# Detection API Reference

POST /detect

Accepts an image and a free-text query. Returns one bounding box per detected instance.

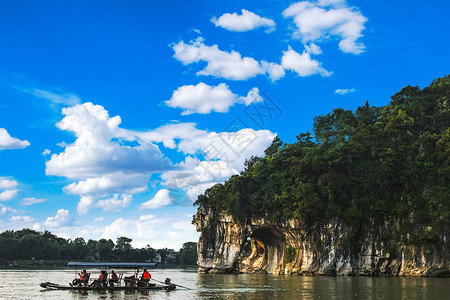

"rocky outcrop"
[194,205,450,277]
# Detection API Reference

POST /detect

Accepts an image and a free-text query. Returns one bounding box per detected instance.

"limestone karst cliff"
[194,205,449,276]
[193,77,450,277]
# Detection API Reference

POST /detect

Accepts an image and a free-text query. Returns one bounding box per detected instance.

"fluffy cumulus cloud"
[46,101,276,214]
[96,194,132,212]
[172,37,284,81]
[165,83,262,115]
[281,46,332,77]
[212,9,276,33]
[137,120,275,201]
[0,128,30,150]
[46,102,172,214]
[140,189,174,210]
[63,172,150,197]
[46,102,170,179]
[41,209,71,228]
[335,88,356,95]
[283,0,368,54]
[0,178,19,202]
[152,126,276,200]
[304,43,323,55]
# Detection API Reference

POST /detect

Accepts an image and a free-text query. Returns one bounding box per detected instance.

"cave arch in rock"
[241,227,283,273]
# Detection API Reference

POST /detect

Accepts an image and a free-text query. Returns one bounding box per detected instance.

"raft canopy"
[67,262,157,268]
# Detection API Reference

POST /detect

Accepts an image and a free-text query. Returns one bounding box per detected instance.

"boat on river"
[40,262,177,291]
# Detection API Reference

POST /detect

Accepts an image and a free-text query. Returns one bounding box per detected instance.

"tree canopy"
[0,229,197,266]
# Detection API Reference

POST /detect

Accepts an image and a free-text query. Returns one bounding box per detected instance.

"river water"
[0,269,448,299]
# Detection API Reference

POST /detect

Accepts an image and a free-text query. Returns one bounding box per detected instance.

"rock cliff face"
[194,205,450,277]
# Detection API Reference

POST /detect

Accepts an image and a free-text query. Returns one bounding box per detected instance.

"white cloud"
[63,172,149,197]
[45,102,172,215]
[172,38,332,81]
[77,196,95,215]
[140,189,174,210]
[22,88,81,106]
[165,83,262,115]
[261,61,286,81]
[172,37,282,81]
[21,197,46,206]
[304,43,323,55]
[10,215,35,223]
[0,189,18,201]
[94,217,104,222]
[156,127,276,199]
[335,88,356,95]
[281,46,332,77]
[46,101,276,214]
[137,122,203,150]
[46,102,170,179]
[0,178,19,202]
[0,128,30,150]
[212,9,276,33]
[101,213,198,250]
[239,87,263,106]
[42,149,51,156]
[0,204,18,216]
[138,121,275,201]
[96,194,132,212]
[283,1,368,54]
[0,178,18,189]
[42,209,71,228]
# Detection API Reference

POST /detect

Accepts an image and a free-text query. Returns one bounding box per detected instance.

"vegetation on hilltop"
[195,76,450,249]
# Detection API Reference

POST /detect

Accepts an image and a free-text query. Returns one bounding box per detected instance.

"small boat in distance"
[40,262,176,291]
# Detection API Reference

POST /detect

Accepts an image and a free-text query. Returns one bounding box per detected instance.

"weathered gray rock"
[194,205,450,277]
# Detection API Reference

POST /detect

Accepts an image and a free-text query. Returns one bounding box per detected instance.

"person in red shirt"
[140,269,151,286]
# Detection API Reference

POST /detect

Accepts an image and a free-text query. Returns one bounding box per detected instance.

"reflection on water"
[0,269,448,299]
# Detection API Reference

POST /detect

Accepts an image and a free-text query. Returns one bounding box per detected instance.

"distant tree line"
[195,76,450,252]
[0,228,197,266]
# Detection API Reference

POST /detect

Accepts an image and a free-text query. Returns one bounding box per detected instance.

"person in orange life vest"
[79,269,88,287]
[90,270,107,287]
[140,269,151,286]
[109,270,119,287]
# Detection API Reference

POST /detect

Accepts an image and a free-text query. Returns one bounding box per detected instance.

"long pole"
[150,278,192,290]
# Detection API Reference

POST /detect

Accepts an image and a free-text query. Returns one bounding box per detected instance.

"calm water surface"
[0,269,448,299]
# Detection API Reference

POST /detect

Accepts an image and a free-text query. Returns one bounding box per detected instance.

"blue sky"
[0,0,448,250]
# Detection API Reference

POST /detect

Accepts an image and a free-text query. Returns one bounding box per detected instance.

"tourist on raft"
[109,270,119,287]
[71,269,89,287]
[89,270,108,287]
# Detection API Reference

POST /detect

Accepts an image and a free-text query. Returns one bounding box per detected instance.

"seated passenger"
[89,270,107,287]
[109,270,119,287]
[139,269,151,286]
[79,269,89,287]
[71,269,89,287]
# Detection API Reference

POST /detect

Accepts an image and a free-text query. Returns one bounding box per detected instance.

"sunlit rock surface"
[194,205,450,277]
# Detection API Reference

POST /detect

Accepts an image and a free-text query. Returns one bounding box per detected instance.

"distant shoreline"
[0,259,198,270]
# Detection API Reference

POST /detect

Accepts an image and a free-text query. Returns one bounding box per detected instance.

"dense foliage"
[195,76,450,247]
[0,229,197,266]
